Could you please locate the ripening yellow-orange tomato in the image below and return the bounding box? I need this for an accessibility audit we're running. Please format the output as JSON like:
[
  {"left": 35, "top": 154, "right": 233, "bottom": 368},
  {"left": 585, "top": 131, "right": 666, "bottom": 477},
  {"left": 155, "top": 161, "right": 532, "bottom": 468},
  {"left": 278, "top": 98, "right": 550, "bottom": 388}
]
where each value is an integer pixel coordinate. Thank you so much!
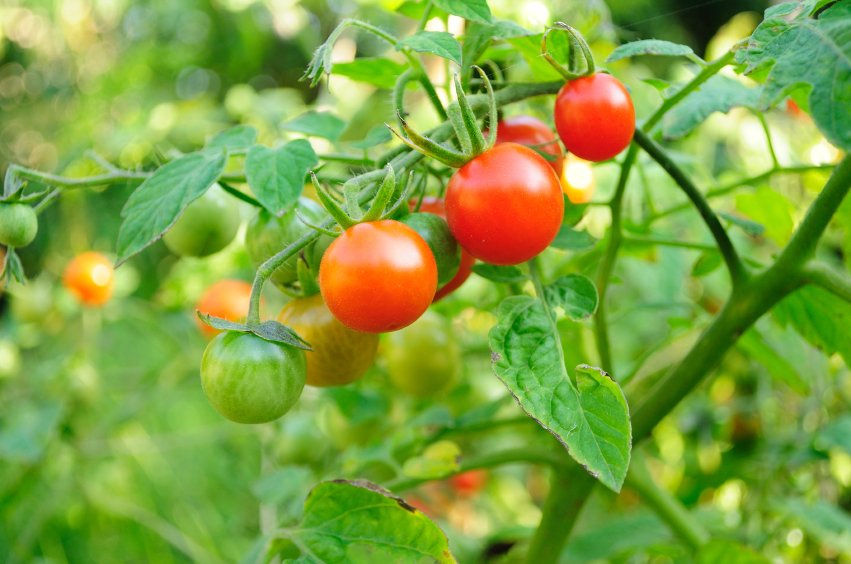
[
  {"left": 195, "top": 279, "right": 258, "bottom": 337},
  {"left": 63, "top": 252, "right": 114, "bottom": 307},
  {"left": 561, "top": 153, "right": 596, "bottom": 204}
]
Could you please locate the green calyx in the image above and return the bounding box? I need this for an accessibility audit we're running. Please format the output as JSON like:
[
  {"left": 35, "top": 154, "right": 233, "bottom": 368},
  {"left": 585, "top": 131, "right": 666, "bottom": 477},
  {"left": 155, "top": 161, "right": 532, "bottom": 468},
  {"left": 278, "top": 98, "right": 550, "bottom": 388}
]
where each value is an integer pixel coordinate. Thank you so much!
[
  {"left": 386, "top": 66, "right": 497, "bottom": 169},
  {"left": 309, "top": 166, "right": 416, "bottom": 232},
  {"left": 541, "top": 23, "right": 596, "bottom": 81}
]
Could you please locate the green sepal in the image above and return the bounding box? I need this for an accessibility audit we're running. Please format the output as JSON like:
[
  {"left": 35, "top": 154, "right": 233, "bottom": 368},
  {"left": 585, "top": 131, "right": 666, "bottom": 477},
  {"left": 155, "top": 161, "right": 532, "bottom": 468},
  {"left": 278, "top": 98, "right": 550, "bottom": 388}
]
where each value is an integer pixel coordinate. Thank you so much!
[
  {"left": 447, "top": 103, "right": 472, "bottom": 154},
  {"left": 1, "top": 247, "right": 25, "bottom": 285},
  {"left": 362, "top": 165, "right": 397, "bottom": 222},
  {"left": 294, "top": 208, "right": 340, "bottom": 237},
  {"left": 195, "top": 312, "right": 313, "bottom": 351},
  {"left": 540, "top": 23, "right": 596, "bottom": 81},
  {"left": 388, "top": 115, "right": 469, "bottom": 168},
  {"left": 296, "top": 255, "right": 320, "bottom": 298},
  {"left": 472, "top": 65, "right": 498, "bottom": 152},
  {"left": 310, "top": 173, "right": 356, "bottom": 230},
  {"left": 453, "top": 73, "right": 487, "bottom": 155},
  {"left": 343, "top": 181, "right": 364, "bottom": 221},
  {"left": 382, "top": 171, "right": 420, "bottom": 220}
]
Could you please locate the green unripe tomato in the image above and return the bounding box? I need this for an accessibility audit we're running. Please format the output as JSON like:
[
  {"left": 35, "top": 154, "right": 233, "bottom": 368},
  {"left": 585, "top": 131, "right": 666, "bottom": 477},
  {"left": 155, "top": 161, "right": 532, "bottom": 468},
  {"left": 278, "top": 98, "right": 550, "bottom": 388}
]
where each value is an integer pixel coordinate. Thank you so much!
[
  {"left": 163, "top": 184, "right": 240, "bottom": 257},
  {"left": 400, "top": 212, "right": 461, "bottom": 287},
  {"left": 200, "top": 331, "right": 307, "bottom": 424},
  {"left": 245, "top": 198, "right": 325, "bottom": 288},
  {"left": 307, "top": 233, "right": 335, "bottom": 273},
  {"left": 0, "top": 203, "right": 38, "bottom": 248},
  {"left": 385, "top": 310, "right": 458, "bottom": 398}
]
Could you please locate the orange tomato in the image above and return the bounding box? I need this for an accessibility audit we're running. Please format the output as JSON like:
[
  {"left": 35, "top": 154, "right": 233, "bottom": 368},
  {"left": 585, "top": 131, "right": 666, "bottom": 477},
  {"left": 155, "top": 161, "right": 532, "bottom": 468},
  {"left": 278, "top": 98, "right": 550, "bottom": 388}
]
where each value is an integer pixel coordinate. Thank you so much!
[
  {"left": 448, "top": 469, "right": 488, "bottom": 497},
  {"left": 195, "top": 279, "right": 255, "bottom": 337},
  {"left": 63, "top": 252, "right": 114, "bottom": 307},
  {"left": 561, "top": 153, "right": 596, "bottom": 204}
]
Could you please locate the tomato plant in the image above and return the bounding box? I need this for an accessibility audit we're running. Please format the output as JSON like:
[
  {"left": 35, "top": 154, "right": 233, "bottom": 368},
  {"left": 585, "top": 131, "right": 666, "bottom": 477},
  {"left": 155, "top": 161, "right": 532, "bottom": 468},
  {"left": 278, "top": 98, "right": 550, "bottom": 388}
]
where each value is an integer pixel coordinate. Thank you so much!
[
  {"left": 278, "top": 293, "right": 379, "bottom": 387},
  {"left": 200, "top": 330, "right": 306, "bottom": 423},
  {"left": 4, "top": 2, "right": 851, "bottom": 564},
  {"left": 319, "top": 220, "right": 437, "bottom": 333},
  {"left": 62, "top": 252, "right": 114, "bottom": 306}
]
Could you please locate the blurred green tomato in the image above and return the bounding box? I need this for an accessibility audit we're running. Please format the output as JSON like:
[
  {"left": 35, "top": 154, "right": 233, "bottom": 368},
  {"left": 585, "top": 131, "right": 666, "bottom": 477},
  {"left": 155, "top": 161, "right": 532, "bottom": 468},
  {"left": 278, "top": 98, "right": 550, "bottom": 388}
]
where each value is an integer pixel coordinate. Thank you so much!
[
  {"left": 245, "top": 198, "right": 325, "bottom": 288},
  {"left": 0, "top": 203, "right": 38, "bottom": 248},
  {"left": 273, "top": 413, "right": 329, "bottom": 465},
  {"left": 319, "top": 402, "right": 379, "bottom": 449},
  {"left": 10, "top": 278, "right": 54, "bottom": 323},
  {"left": 0, "top": 340, "right": 21, "bottom": 379},
  {"left": 400, "top": 212, "right": 461, "bottom": 287},
  {"left": 385, "top": 310, "right": 458, "bottom": 398},
  {"left": 200, "top": 331, "right": 307, "bottom": 424},
  {"left": 163, "top": 184, "right": 240, "bottom": 257}
]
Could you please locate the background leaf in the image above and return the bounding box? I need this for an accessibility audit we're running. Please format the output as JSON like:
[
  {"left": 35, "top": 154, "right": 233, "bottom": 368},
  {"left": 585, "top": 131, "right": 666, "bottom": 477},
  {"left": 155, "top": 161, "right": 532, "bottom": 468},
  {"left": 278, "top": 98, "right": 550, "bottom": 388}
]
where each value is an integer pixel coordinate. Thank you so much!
[
  {"left": 470, "top": 263, "right": 528, "bottom": 283},
  {"left": 116, "top": 150, "right": 225, "bottom": 264},
  {"left": 736, "top": 186, "right": 794, "bottom": 245},
  {"left": 543, "top": 274, "right": 598, "bottom": 320},
  {"left": 662, "top": 75, "right": 761, "bottom": 140},
  {"left": 397, "top": 31, "right": 463, "bottom": 67},
  {"left": 718, "top": 210, "right": 767, "bottom": 238},
  {"left": 814, "top": 415, "right": 851, "bottom": 453},
  {"left": 776, "top": 498, "right": 851, "bottom": 556},
  {"left": 287, "top": 480, "right": 456, "bottom": 563},
  {"left": 606, "top": 39, "right": 695, "bottom": 63},
  {"left": 736, "top": 1, "right": 851, "bottom": 151},
  {"left": 774, "top": 285, "right": 851, "bottom": 366},
  {"left": 737, "top": 329, "right": 809, "bottom": 395},
  {"left": 431, "top": 0, "right": 491, "bottom": 24},
  {"left": 206, "top": 125, "right": 258, "bottom": 151},
  {"left": 550, "top": 224, "right": 597, "bottom": 250},
  {"left": 692, "top": 251, "right": 723, "bottom": 277},
  {"left": 0, "top": 401, "right": 63, "bottom": 463},
  {"left": 245, "top": 140, "right": 318, "bottom": 216},
  {"left": 331, "top": 58, "right": 408, "bottom": 89},
  {"left": 696, "top": 539, "right": 771, "bottom": 563},
  {"left": 351, "top": 125, "right": 393, "bottom": 150},
  {"left": 281, "top": 111, "right": 347, "bottom": 141},
  {"left": 490, "top": 294, "right": 631, "bottom": 492}
]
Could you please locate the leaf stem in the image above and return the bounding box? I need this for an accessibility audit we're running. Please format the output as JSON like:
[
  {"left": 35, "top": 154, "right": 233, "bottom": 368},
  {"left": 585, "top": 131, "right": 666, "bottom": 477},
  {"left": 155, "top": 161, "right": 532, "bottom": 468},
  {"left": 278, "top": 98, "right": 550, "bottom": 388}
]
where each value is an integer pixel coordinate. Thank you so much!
[
  {"left": 622, "top": 234, "right": 717, "bottom": 252},
  {"left": 625, "top": 449, "right": 709, "bottom": 551},
  {"left": 756, "top": 111, "right": 779, "bottom": 168},
  {"left": 802, "top": 260, "right": 851, "bottom": 304},
  {"left": 218, "top": 181, "right": 262, "bottom": 208}
]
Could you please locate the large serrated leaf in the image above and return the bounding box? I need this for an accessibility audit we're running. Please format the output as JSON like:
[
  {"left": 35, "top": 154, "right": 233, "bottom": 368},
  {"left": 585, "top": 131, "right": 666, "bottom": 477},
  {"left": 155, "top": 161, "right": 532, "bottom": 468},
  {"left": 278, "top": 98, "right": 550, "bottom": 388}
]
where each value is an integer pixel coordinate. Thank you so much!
[
  {"left": 431, "top": 0, "right": 490, "bottom": 24},
  {"left": 605, "top": 39, "right": 695, "bottom": 63},
  {"left": 283, "top": 480, "right": 456, "bottom": 563},
  {"left": 245, "top": 141, "right": 318, "bottom": 216},
  {"left": 662, "top": 75, "right": 761, "bottom": 139},
  {"left": 489, "top": 295, "right": 631, "bottom": 491},
  {"left": 736, "top": 1, "right": 851, "bottom": 151},
  {"left": 116, "top": 150, "right": 225, "bottom": 265},
  {"left": 774, "top": 285, "right": 851, "bottom": 366},
  {"left": 331, "top": 58, "right": 408, "bottom": 89},
  {"left": 543, "top": 274, "right": 598, "bottom": 320},
  {"left": 206, "top": 125, "right": 258, "bottom": 151},
  {"left": 397, "top": 31, "right": 463, "bottom": 66}
]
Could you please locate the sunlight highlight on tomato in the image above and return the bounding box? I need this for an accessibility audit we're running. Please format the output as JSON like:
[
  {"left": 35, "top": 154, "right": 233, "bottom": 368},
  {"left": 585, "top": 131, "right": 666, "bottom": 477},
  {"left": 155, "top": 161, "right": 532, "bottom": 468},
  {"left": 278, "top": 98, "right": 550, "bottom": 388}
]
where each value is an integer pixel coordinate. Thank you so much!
[
  {"left": 62, "top": 252, "right": 114, "bottom": 307},
  {"left": 561, "top": 154, "right": 596, "bottom": 204}
]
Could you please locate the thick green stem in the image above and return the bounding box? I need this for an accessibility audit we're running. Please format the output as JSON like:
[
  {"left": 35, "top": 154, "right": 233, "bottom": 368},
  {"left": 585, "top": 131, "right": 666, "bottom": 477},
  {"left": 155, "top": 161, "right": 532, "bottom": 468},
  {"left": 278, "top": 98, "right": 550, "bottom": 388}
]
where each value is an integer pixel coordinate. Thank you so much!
[
  {"left": 634, "top": 129, "right": 748, "bottom": 286},
  {"left": 625, "top": 450, "right": 709, "bottom": 551},
  {"left": 802, "top": 260, "right": 851, "bottom": 304},
  {"left": 10, "top": 164, "right": 149, "bottom": 188},
  {"left": 524, "top": 466, "right": 596, "bottom": 564}
]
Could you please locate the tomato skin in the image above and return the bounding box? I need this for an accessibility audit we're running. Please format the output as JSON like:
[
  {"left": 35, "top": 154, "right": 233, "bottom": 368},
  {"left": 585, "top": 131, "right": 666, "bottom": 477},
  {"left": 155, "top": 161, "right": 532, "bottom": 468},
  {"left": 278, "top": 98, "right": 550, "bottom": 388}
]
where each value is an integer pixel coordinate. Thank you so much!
[
  {"left": 412, "top": 197, "right": 475, "bottom": 301},
  {"left": 195, "top": 279, "right": 254, "bottom": 337},
  {"left": 163, "top": 184, "right": 239, "bottom": 257},
  {"left": 399, "top": 212, "right": 461, "bottom": 287},
  {"left": 561, "top": 154, "right": 596, "bottom": 204},
  {"left": 492, "top": 115, "right": 563, "bottom": 177},
  {"left": 320, "top": 220, "right": 437, "bottom": 333},
  {"left": 245, "top": 198, "right": 325, "bottom": 288},
  {"left": 385, "top": 310, "right": 458, "bottom": 397},
  {"left": 0, "top": 203, "right": 38, "bottom": 248},
  {"left": 200, "top": 331, "right": 306, "bottom": 424},
  {"left": 448, "top": 469, "right": 488, "bottom": 497},
  {"left": 278, "top": 293, "right": 379, "bottom": 387},
  {"left": 445, "top": 143, "right": 563, "bottom": 266},
  {"left": 62, "top": 252, "right": 114, "bottom": 306},
  {"left": 554, "top": 73, "right": 635, "bottom": 162}
]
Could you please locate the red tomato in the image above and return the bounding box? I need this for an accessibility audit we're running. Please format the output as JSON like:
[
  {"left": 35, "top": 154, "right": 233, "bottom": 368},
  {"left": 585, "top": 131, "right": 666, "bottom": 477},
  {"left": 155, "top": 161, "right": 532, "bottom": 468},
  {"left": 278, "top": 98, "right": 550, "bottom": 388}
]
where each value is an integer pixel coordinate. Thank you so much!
[
  {"left": 554, "top": 73, "right": 635, "bottom": 162},
  {"left": 445, "top": 143, "right": 564, "bottom": 266},
  {"left": 195, "top": 279, "right": 255, "bottom": 338},
  {"left": 491, "top": 115, "right": 563, "bottom": 177},
  {"left": 411, "top": 196, "right": 475, "bottom": 301},
  {"left": 319, "top": 220, "right": 437, "bottom": 333},
  {"left": 63, "top": 252, "right": 114, "bottom": 307},
  {"left": 448, "top": 470, "right": 488, "bottom": 497}
]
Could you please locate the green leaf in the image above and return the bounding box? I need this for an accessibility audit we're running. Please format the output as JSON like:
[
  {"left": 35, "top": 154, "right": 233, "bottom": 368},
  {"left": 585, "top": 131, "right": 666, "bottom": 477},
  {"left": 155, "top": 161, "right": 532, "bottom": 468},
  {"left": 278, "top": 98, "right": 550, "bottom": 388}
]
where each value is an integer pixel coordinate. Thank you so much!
[
  {"left": 206, "top": 125, "right": 258, "bottom": 151},
  {"left": 432, "top": 0, "right": 491, "bottom": 24},
  {"left": 661, "top": 75, "right": 761, "bottom": 140},
  {"left": 116, "top": 150, "right": 225, "bottom": 265},
  {"left": 461, "top": 17, "right": 535, "bottom": 69},
  {"left": 196, "top": 313, "right": 312, "bottom": 351},
  {"left": 774, "top": 285, "right": 851, "bottom": 366},
  {"left": 284, "top": 480, "right": 456, "bottom": 563},
  {"left": 510, "top": 33, "right": 569, "bottom": 81},
  {"left": 735, "top": 186, "right": 793, "bottom": 245},
  {"left": 776, "top": 498, "right": 851, "bottom": 555},
  {"left": 563, "top": 512, "right": 672, "bottom": 562},
  {"left": 351, "top": 125, "right": 393, "bottom": 150},
  {"left": 605, "top": 39, "right": 695, "bottom": 63},
  {"left": 470, "top": 263, "right": 528, "bottom": 283},
  {"left": 737, "top": 329, "right": 809, "bottom": 395},
  {"left": 402, "top": 440, "right": 461, "bottom": 480},
  {"left": 691, "top": 251, "right": 723, "bottom": 277},
  {"left": 550, "top": 224, "right": 597, "bottom": 250},
  {"left": 245, "top": 140, "right": 318, "bottom": 216},
  {"left": 641, "top": 77, "right": 675, "bottom": 94},
  {"left": 717, "top": 210, "right": 767, "bottom": 238},
  {"left": 490, "top": 293, "right": 631, "bottom": 491},
  {"left": 696, "top": 539, "right": 771, "bottom": 563},
  {"left": 736, "top": 1, "right": 851, "bottom": 151},
  {"left": 0, "top": 401, "right": 63, "bottom": 463},
  {"left": 543, "top": 274, "right": 598, "bottom": 321},
  {"left": 397, "top": 31, "right": 463, "bottom": 67},
  {"left": 251, "top": 466, "right": 313, "bottom": 505},
  {"left": 490, "top": 19, "right": 534, "bottom": 40},
  {"left": 814, "top": 415, "right": 851, "bottom": 453},
  {"left": 331, "top": 58, "right": 408, "bottom": 89},
  {"left": 282, "top": 111, "right": 347, "bottom": 141}
]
